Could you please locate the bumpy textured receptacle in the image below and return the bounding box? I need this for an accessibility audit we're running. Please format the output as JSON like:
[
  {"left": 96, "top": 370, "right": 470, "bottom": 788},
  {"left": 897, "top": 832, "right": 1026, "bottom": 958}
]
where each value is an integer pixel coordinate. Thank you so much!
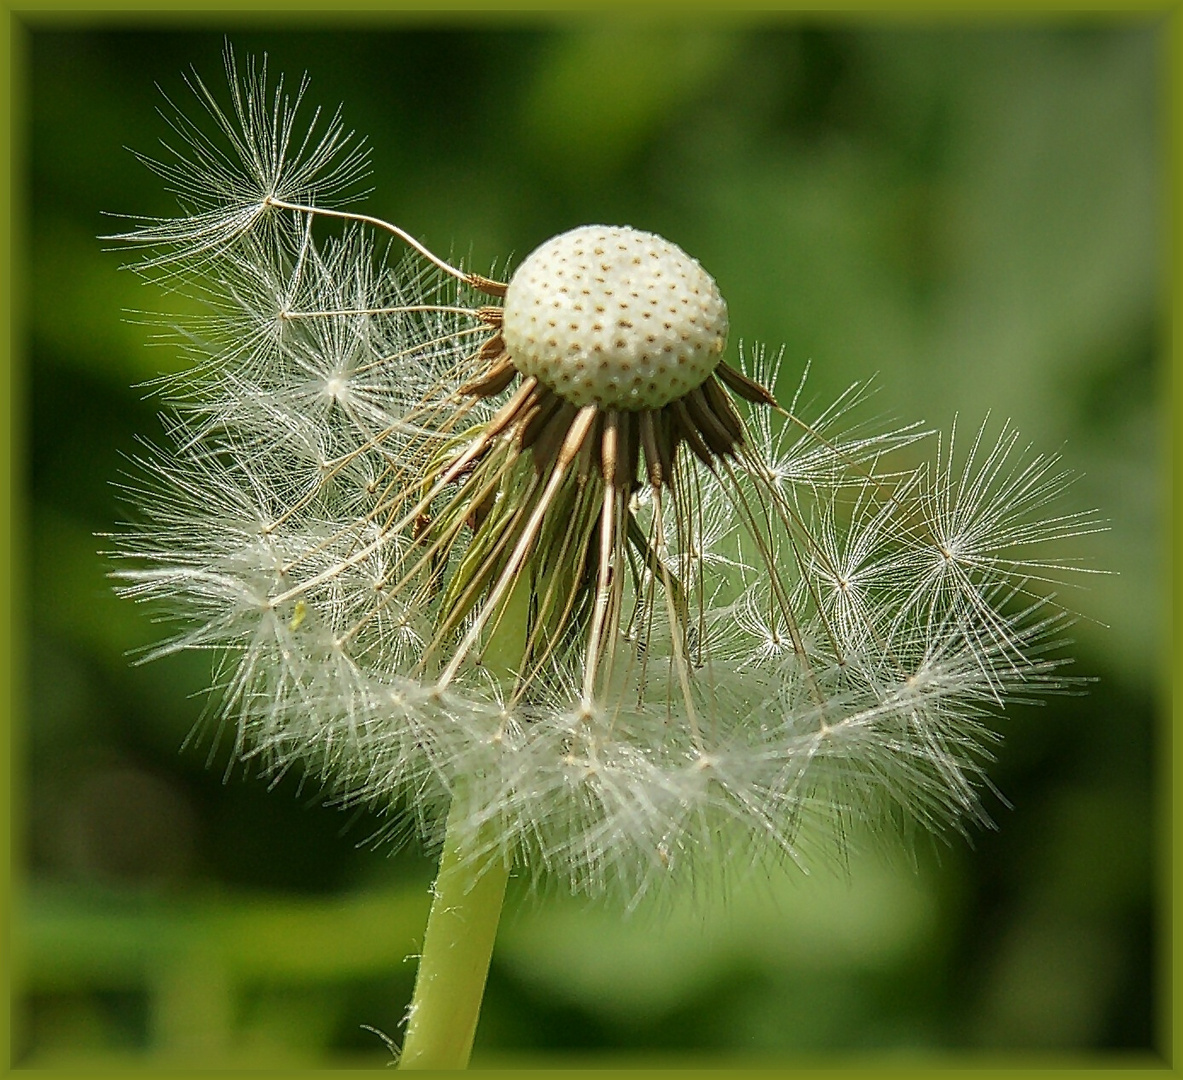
[{"left": 501, "top": 225, "right": 729, "bottom": 411}]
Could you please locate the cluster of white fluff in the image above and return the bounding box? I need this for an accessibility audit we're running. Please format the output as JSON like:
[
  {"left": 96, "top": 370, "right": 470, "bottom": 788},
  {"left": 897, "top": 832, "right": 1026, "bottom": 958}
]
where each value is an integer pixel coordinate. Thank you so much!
[{"left": 109, "top": 50, "right": 1099, "bottom": 900}]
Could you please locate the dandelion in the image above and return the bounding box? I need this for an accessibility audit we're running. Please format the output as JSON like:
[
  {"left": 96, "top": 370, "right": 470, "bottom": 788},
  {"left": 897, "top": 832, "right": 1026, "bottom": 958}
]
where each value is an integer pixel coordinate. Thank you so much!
[{"left": 107, "top": 48, "right": 1101, "bottom": 1067}]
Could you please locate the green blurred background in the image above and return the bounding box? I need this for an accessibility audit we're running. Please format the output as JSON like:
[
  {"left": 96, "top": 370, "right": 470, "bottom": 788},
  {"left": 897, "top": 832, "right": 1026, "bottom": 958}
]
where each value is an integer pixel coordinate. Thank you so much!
[{"left": 15, "top": 19, "right": 1163, "bottom": 1066}]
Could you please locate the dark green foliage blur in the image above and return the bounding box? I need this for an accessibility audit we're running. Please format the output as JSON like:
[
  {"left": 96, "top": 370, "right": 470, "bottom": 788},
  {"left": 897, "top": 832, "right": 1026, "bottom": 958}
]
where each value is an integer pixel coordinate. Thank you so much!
[{"left": 17, "top": 21, "right": 1161, "bottom": 1066}]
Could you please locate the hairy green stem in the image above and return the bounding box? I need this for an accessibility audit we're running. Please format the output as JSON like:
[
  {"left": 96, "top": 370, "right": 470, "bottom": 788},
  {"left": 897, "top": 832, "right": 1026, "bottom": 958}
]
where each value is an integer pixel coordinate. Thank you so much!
[
  {"left": 399, "top": 573, "right": 529, "bottom": 1069},
  {"left": 398, "top": 796, "right": 510, "bottom": 1069}
]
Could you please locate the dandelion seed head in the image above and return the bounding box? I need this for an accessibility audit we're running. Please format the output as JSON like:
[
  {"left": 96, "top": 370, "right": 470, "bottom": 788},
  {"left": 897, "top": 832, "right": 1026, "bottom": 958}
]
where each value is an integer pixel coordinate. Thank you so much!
[{"left": 107, "top": 51, "right": 1102, "bottom": 902}]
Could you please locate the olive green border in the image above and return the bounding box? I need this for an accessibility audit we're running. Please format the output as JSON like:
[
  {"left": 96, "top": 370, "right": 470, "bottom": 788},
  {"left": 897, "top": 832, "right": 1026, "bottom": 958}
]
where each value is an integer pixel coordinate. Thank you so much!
[
  {"left": 2, "top": 3, "right": 1175, "bottom": 1073},
  {"left": 5, "top": 7, "right": 25, "bottom": 1076}
]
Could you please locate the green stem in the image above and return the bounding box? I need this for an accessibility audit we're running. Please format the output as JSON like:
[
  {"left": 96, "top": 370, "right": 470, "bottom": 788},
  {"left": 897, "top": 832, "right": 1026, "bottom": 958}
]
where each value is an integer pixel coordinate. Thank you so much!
[
  {"left": 399, "top": 570, "right": 530, "bottom": 1069},
  {"left": 398, "top": 796, "right": 510, "bottom": 1070}
]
